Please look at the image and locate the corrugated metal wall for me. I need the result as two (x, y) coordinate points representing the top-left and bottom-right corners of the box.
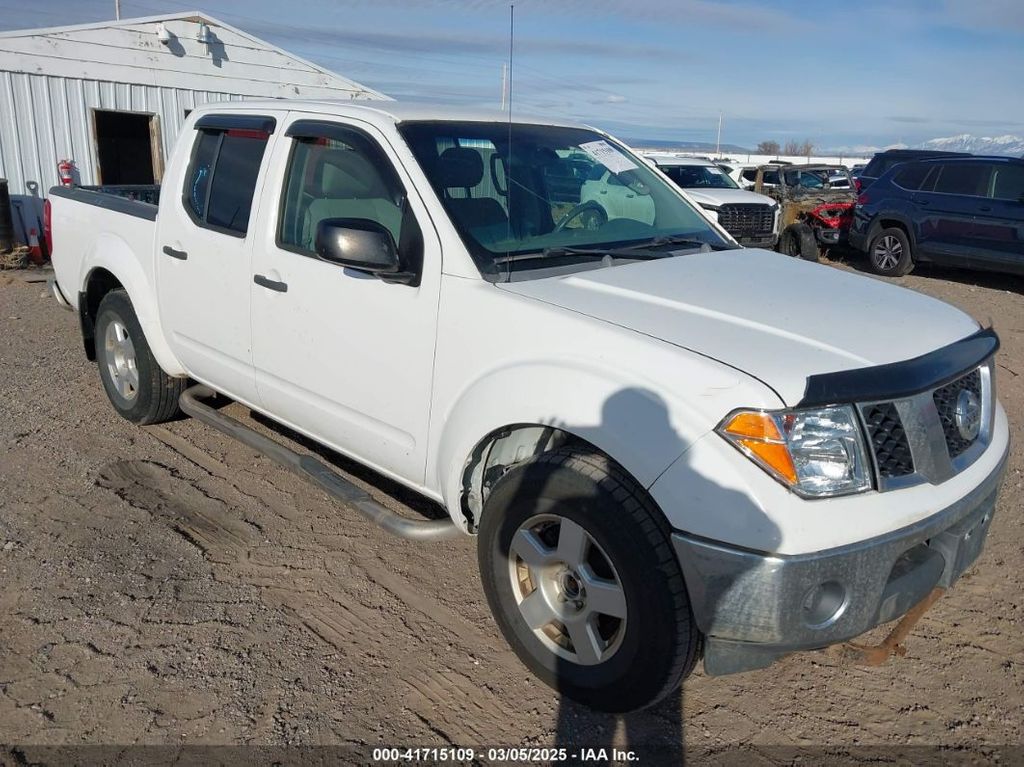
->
(0, 70), (246, 193)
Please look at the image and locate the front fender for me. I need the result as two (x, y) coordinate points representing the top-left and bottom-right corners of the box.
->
(431, 357), (764, 526)
(79, 234), (186, 377)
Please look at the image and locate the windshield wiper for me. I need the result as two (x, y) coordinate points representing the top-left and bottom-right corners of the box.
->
(494, 246), (670, 266)
(631, 235), (738, 251)
(541, 246), (671, 260)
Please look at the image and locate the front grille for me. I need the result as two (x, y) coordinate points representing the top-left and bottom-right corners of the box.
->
(933, 369), (982, 458)
(857, 364), (988, 490)
(717, 203), (774, 237)
(863, 403), (914, 477)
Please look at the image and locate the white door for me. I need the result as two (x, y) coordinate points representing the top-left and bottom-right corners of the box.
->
(156, 113), (280, 404)
(249, 116), (442, 484)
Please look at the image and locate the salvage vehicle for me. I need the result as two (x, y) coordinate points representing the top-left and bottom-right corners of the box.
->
(753, 163), (857, 261)
(47, 102), (1008, 713)
(645, 155), (779, 248)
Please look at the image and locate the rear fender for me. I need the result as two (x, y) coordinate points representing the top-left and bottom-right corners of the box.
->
(867, 213), (917, 249)
(79, 234), (186, 377)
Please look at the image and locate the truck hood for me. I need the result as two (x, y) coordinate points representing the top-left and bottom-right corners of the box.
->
(498, 249), (980, 406)
(682, 188), (775, 208)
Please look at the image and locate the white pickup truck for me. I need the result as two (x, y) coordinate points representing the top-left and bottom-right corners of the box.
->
(48, 101), (1008, 713)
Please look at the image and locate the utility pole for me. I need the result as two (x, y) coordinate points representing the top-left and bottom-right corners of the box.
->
(500, 63), (508, 111)
(715, 112), (723, 158)
(115, 0), (121, 20)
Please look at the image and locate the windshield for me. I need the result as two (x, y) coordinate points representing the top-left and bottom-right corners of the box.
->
(399, 121), (732, 280)
(660, 164), (739, 190)
(783, 168), (851, 189)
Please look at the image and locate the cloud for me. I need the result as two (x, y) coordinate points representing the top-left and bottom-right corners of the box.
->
(587, 94), (628, 104)
(240, 18), (674, 61)
(888, 116), (930, 124)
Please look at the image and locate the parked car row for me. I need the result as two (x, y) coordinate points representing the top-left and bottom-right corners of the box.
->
(651, 146), (1023, 279)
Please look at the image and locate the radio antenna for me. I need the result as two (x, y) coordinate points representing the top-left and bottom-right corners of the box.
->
(503, 3), (514, 281)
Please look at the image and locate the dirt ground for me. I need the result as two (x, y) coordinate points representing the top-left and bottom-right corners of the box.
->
(1, 257), (1022, 765)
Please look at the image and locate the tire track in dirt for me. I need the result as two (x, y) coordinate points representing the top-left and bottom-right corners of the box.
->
(95, 460), (255, 561)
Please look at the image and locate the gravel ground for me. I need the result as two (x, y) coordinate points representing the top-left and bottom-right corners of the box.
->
(0, 259), (1022, 764)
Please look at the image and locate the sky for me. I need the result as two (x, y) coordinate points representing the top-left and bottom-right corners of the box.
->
(1, 0), (1022, 151)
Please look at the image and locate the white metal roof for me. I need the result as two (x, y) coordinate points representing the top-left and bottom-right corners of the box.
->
(0, 11), (386, 100)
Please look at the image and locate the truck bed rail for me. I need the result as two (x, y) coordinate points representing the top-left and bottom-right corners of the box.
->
(48, 185), (159, 221)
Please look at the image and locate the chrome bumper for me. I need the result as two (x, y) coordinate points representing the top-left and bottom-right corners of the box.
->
(673, 444), (1008, 675)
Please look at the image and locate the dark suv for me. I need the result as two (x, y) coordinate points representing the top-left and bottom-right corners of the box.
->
(856, 149), (969, 192)
(850, 156), (1024, 277)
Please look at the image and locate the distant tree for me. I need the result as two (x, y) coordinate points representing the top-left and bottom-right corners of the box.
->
(757, 140), (780, 155)
(800, 139), (815, 157)
(782, 140), (801, 156)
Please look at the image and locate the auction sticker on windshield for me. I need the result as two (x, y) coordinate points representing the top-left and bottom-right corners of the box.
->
(579, 140), (637, 174)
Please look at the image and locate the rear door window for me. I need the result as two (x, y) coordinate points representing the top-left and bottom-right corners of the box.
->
(183, 120), (272, 236)
(989, 164), (1024, 201)
(933, 163), (991, 197)
(893, 163), (931, 190)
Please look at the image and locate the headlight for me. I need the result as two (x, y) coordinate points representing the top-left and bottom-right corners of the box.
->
(699, 203), (720, 212)
(717, 406), (872, 497)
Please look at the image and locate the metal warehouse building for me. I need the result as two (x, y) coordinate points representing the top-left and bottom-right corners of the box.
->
(0, 11), (386, 242)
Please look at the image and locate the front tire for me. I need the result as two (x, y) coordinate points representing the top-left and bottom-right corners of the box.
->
(95, 289), (185, 425)
(779, 223), (819, 261)
(867, 226), (914, 276)
(478, 447), (701, 713)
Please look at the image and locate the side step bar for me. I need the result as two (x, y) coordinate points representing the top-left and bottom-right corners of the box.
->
(179, 385), (461, 541)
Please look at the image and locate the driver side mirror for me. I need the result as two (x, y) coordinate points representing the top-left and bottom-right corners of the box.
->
(314, 218), (414, 284)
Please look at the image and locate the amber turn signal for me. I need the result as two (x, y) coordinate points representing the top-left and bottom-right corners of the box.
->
(720, 411), (798, 485)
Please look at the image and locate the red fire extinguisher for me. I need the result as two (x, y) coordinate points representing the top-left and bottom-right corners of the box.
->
(57, 159), (75, 187)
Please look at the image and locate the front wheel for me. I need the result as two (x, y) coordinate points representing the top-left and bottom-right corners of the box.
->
(95, 289), (186, 425)
(867, 226), (914, 276)
(778, 223), (819, 261)
(477, 447), (701, 713)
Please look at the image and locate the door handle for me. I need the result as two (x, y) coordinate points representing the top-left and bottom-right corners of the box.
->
(254, 274), (288, 293)
(162, 245), (188, 260)
(979, 206), (992, 212)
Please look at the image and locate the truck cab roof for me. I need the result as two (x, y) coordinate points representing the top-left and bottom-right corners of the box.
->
(186, 99), (584, 129)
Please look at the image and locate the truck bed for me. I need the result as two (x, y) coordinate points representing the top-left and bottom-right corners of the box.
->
(48, 185), (160, 316)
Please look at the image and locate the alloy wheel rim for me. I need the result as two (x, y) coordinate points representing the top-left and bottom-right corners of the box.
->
(104, 320), (139, 401)
(507, 513), (627, 666)
(873, 235), (903, 271)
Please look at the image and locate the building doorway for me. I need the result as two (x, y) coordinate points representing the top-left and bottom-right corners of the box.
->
(93, 110), (163, 185)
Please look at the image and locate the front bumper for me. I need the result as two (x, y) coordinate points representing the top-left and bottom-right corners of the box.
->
(735, 233), (779, 249)
(672, 444), (1008, 675)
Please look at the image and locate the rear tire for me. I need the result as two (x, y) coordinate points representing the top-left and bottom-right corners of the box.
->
(867, 226), (914, 277)
(477, 447), (702, 713)
(779, 223), (819, 262)
(95, 289), (185, 425)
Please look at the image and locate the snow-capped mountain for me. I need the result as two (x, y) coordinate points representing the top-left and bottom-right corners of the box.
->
(916, 134), (1024, 156)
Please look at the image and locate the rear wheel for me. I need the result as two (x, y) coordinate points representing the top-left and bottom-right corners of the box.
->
(95, 289), (185, 424)
(867, 226), (914, 277)
(478, 447), (701, 713)
(779, 223), (819, 262)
